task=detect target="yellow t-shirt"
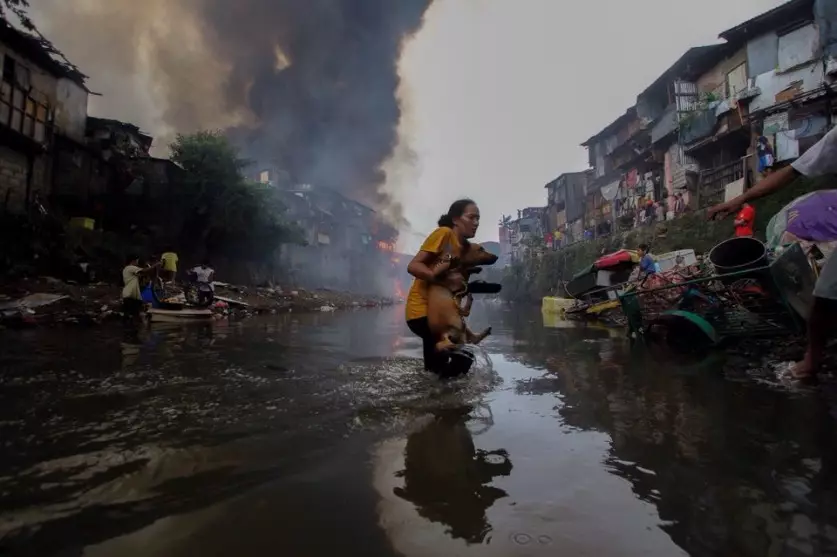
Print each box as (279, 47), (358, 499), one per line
(405, 227), (462, 321)
(161, 252), (178, 272)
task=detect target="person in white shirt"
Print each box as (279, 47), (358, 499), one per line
(190, 261), (215, 285)
(708, 125), (837, 379)
(189, 260), (216, 305)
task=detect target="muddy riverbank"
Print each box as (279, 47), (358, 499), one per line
(0, 276), (399, 328)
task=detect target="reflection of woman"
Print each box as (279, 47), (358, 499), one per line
(405, 199), (480, 377)
(393, 407), (512, 543)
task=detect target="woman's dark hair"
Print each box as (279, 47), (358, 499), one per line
(438, 198), (476, 228)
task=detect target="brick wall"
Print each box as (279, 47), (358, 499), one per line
(0, 145), (28, 213)
(0, 147), (51, 213)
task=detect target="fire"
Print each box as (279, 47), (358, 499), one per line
(393, 279), (406, 300)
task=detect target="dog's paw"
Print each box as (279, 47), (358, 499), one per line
(473, 327), (492, 344)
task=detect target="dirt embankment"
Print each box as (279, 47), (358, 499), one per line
(0, 277), (400, 329)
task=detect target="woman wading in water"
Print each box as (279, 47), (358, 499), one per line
(405, 199), (481, 378)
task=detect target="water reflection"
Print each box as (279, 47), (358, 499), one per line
(392, 406), (512, 544)
(4, 304), (837, 556)
(490, 306), (837, 556)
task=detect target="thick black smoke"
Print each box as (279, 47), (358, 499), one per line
(201, 0), (432, 211)
(32, 0), (431, 222)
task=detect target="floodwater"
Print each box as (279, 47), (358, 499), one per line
(2, 304), (837, 557)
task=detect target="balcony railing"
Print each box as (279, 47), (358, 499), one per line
(697, 158), (747, 209)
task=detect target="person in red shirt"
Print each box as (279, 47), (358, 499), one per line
(733, 203), (755, 237)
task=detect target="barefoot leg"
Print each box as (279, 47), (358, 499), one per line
(792, 297), (829, 379)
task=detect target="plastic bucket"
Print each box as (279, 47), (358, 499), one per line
(708, 237), (768, 279)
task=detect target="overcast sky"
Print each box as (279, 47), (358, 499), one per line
(394, 0), (785, 251)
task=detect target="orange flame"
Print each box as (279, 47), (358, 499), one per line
(394, 279), (405, 300)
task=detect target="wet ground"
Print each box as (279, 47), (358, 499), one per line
(2, 303), (837, 556)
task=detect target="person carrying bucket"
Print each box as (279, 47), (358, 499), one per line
(708, 125), (837, 380)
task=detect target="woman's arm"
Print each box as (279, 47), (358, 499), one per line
(137, 261), (162, 276)
(708, 165), (799, 220)
(407, 251), (452, 282)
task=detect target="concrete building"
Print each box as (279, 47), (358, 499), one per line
(544, 170), (590, 248)
(578, 0), (837, 229)
(276, 183), (400, 294)
(508, 207), (547, 263)
(0, 21), (89, 213)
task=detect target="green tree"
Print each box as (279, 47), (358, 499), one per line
(170, 130), (302, 261)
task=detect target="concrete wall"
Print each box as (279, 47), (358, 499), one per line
(817, 0), (837, 56)
(696, 47), (747, 98)
(747, 32), (780, 77)
(748, 22), (826, 113)
(0, 145), (27, 212)
(778, 22), (819, 72)
(749, 63), (826, 112)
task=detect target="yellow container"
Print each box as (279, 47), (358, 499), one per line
(70, 217), (95, 230)
(541, 296), (575, 314)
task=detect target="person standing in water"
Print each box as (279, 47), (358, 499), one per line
(405, 199), (480, 378)
(122, 255), (160, 321)
(708, 125), (837, 379)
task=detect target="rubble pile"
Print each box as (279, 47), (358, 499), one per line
(0, 277), (399, 329)
(210, 282), (398, 318)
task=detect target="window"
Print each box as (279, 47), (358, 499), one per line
(34, 104), (47, 142)
(2, 55), (14, 83)
(726, 63), (747, 99)
(1, 55), (29, 90)
(778, 22), (818, 72)
(15, 65), (29, 90)
(0, 81), (9, 124)
(0, 55), (49, 142)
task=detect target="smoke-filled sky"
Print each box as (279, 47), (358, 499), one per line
(31, 0), (784, 252)
(29, 0), (430, 227)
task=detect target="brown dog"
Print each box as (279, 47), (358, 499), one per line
(427, 243), (498, 352)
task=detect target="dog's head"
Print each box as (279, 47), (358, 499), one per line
(460, 242), (499, 270)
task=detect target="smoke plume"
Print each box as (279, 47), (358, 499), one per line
(30, 0), (432, 223)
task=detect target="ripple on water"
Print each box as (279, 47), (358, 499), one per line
(341, 347), (501, 431)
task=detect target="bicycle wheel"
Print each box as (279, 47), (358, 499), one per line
(151, 277), (173, 304)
